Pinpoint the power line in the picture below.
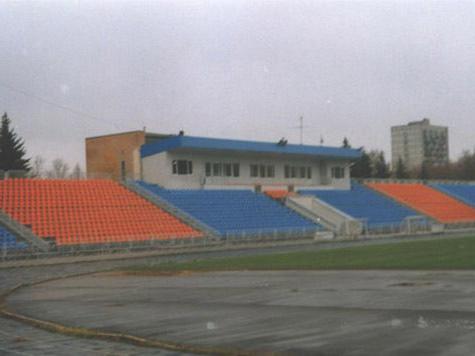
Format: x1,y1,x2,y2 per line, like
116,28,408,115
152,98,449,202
0,81,122,130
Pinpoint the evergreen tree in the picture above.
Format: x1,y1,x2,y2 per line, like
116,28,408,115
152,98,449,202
351,149,372,178
373,151,390,178
395,157,409,179
0,113,30,172
419,160,429,180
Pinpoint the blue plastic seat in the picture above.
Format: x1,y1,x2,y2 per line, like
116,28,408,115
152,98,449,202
300,183,420,228
431,183,475,208
0,226,28,250
137,181,322,237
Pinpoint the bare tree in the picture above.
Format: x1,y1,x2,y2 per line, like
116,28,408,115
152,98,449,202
69,163,84,179
29,155,46,178
47,158,70,178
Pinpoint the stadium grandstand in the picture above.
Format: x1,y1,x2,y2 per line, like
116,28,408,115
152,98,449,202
3,130,475,260
0,179,202,247
367,182,475,224
136,181,321,238
300,183,424,229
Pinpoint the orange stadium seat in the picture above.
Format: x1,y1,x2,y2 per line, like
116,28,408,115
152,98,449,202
367,183,475,224
264,190,295,199
0,179,203,246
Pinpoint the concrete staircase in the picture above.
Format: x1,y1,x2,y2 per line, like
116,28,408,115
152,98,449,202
286,195,363,237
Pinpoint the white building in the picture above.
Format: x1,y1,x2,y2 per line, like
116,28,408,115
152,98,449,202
391,118,449,169
141,135,361,190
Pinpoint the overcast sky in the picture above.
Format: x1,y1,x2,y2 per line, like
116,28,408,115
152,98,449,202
1,0,474,168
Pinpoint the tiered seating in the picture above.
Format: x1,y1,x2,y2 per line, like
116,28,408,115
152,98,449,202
431,183,475,208
0,179,202,246
137,181,321,237
0,226,28,250
300,184,419,227
368,183,475,224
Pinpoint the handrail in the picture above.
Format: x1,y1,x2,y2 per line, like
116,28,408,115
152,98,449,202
123,180,220,239
0,210,49,251
285,197,336,231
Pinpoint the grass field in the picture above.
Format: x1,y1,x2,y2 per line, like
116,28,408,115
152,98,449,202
124,235,475,273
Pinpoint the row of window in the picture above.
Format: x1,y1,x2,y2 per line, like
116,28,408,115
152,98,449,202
284,165,312,179
205,162,240,177
172,160,345,179
250,164,275,178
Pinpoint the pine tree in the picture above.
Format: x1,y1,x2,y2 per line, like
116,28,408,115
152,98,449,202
419,161,429,180
351,149,372,178
395,158,409,179
372,151,390,178
0,113,30,172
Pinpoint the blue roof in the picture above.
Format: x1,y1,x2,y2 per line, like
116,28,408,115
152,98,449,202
140,135,361,160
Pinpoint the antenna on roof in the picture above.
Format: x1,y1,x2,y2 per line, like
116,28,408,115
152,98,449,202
320,135,324,145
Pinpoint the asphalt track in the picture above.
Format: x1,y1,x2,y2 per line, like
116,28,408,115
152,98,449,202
5,270,475,355
2,233,475,355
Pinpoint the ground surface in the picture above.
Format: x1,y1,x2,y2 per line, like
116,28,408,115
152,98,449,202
2,233,475,355
6,270,475,356
126,234,475,272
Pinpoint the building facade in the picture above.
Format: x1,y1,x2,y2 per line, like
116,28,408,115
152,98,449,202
391,118,448,169
140,135,361,190
85,130,171,180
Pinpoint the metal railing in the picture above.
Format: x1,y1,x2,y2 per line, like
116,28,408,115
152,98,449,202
123,180,220,238
0,211,50,251
0,230,319,263
358,216,432,237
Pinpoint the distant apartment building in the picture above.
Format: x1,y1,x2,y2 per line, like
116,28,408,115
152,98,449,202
391,118,448,169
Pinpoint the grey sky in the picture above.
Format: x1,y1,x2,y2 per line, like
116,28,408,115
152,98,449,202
1,0,474,168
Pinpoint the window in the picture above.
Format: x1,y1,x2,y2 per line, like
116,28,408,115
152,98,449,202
213,163,222,176
267,165,275,178
290,166,297,178
259,165,266,178
284,165,312,179
207,162,239,177
172,160,193,175
250,164,258,177
331,166,345,179
224,163,232,177
233,163,240,177
120,161,126,180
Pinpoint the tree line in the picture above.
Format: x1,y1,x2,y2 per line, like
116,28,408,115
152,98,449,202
342,137,475,180
0,113,84,179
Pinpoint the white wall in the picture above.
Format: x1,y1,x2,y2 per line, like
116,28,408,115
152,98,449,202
142,150,352,190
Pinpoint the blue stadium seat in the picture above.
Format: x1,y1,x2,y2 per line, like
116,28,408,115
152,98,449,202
431,183,475,208
0,226,28,250
137,181,322,237
300,183,421,228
